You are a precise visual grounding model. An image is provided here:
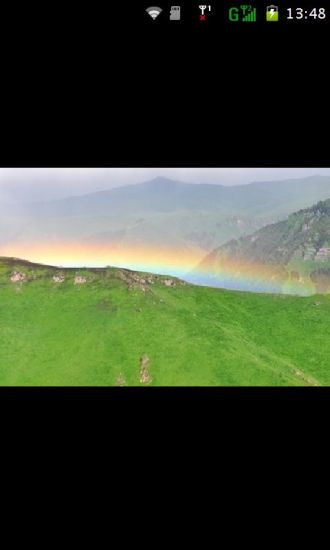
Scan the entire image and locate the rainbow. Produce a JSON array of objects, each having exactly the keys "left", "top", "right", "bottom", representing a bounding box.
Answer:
[
  {"left": 0, "top": 241, "right": 203, "bottom": 277},
  {"left": 188, "top": 256, "right": 316, "bottom": 296},
  {"left": 0, "top": 241, "right": 317, "bottom": 295}
]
